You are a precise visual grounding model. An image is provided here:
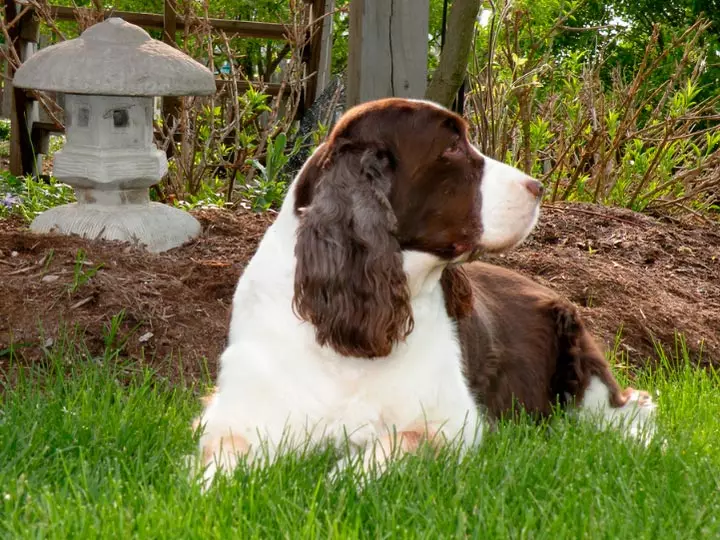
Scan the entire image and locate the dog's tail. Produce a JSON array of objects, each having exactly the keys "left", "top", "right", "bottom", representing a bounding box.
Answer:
[{"left": 547, "top": 300, "right": 626, "bottom": 408}]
